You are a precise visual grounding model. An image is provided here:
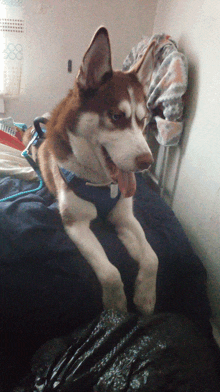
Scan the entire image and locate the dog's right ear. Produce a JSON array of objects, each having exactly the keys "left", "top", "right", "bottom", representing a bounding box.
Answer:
[{"left": 77, "top": 27, "right": 113, "bottom": 91}]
